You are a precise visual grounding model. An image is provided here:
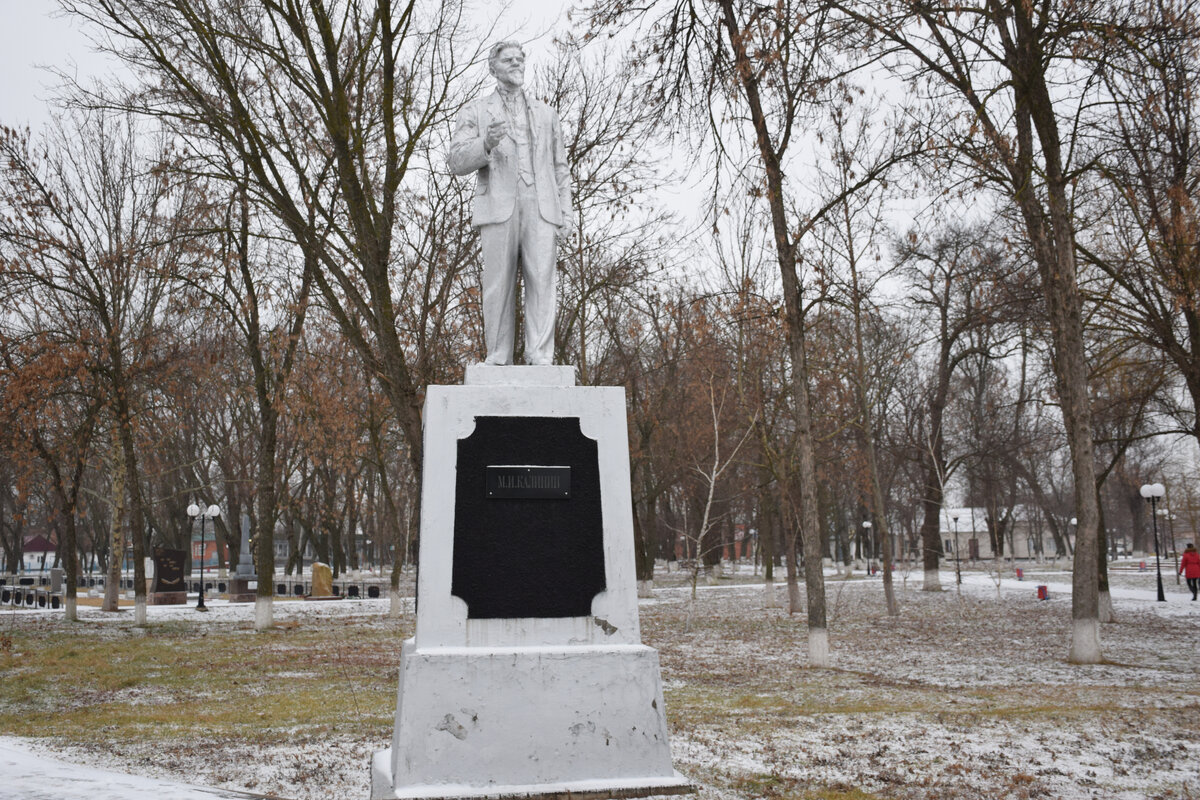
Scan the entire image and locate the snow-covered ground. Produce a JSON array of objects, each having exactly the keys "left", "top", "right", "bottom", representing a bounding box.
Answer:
[
  {"left": 2, "top": 565, "right": 1198, "bottom": 799},
  {"left": 0, "top": 737, "right": 278, "bottom": 800}
]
